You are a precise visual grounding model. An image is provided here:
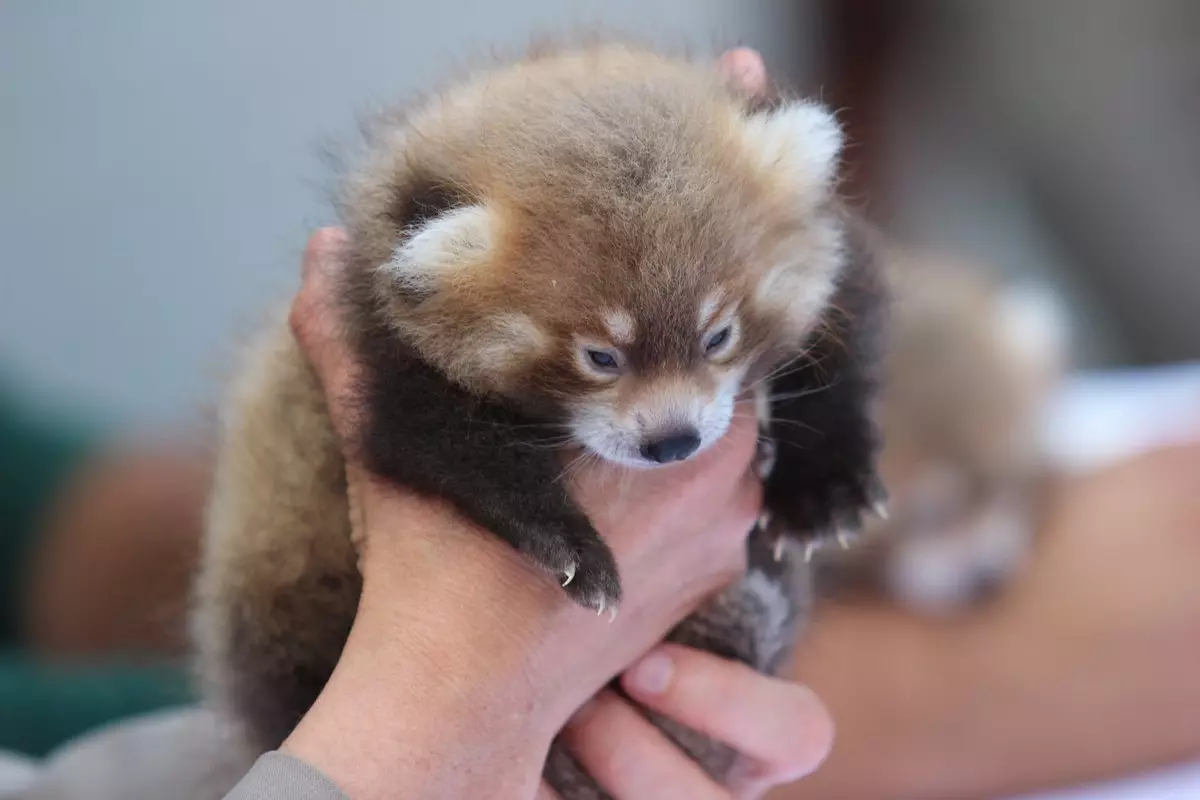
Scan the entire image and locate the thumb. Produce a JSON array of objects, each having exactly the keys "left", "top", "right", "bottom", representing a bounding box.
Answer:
[{"left": 289, "top": 227, "right": 363, "bottom": 443}]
